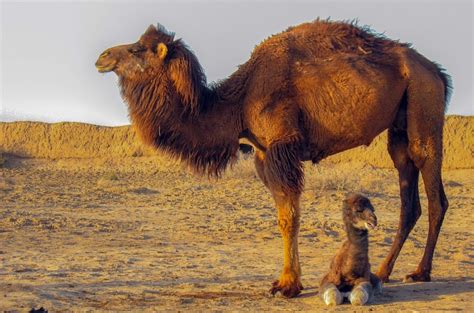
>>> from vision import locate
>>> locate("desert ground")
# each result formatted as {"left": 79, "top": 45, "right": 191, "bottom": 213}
{"left": 0, "top": 118, "right": 473, "bottom": 311}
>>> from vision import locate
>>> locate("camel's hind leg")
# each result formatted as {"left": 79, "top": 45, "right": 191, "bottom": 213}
{"left": 402, "top": 68, "right": 448, "bottom": 282}
{"left": 377, "top": 122, "right": 422, "bottom": 282}
{"left": 405, "top": 149, "right": 448, "bottom": 282}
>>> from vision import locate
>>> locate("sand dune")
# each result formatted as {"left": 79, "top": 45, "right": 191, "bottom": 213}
{"left": 1, "top": 115, "right": 473, "bottom": 168}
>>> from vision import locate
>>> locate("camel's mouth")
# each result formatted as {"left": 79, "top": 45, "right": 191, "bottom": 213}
{"left": 365, "top": 221, "right": 376, "bottom": 230}
{"left": 95, "top": 59, "right": 117, "bottom": 73}
{"left": 96, "top": 63, "right": 116, "bottom": 73}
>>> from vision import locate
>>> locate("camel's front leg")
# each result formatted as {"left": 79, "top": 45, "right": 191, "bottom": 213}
{"left": 270, "top": 190, "right": 303, "bottom": 297}
{"left": 320, "top": 274, "right": 343, "bottom": 306}
{"left": 256, "top": 139, "right": 304, "bottom": 298}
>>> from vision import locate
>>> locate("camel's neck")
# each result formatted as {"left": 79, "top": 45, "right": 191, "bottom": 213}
{"left": 343, "top": 223, "right": 370, "bottom": 278}
{"left": 120, "top": 74, "right": 244, "bottom": 176}
{"left": 345, "top": 223, "right": 369, "bottom": 250}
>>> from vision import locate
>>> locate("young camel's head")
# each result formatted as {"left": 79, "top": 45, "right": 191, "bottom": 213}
{"left": 343, "top": 194, "right": 377, "bottom": 231}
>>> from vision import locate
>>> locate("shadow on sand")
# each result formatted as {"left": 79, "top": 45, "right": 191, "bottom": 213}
{"left": 371, "top": 277, "right": 474, "bottom": 305}
{"left": 3, "top": 276, "right": 472, "bottom": 307}
{"left": 297, "top": 277, "right": 473, "bottom": 305}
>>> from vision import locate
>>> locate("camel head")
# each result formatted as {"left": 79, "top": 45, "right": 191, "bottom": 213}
{"left": 96, "top": 24, "right": 206, "bottom": 113}
{"left": 343, "top": 194, "right": 377, "bottom": 231}
{"left": 95, "top": 24, "right": 174, "bottom": 80}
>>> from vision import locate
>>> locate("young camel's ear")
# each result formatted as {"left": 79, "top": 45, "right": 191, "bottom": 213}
{"left": 168, "top": 45, "right": 205, "bottom": 114}
{"left": 156, "top": 43, "right": 168, "bottom": 60}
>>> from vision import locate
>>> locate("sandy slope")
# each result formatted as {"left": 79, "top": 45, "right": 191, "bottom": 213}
{"left": 1, "top": 115, "right": 473, "bottom": 168}
{"left": 0, "top": 155, "right": 473, "bottom": 311}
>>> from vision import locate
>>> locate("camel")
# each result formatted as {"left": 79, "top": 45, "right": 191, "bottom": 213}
{"left": 95, "top": 19, "right": 452, "bottom": 298}
{"left": 320, "top": 194, "right": 382, "bottom": 306}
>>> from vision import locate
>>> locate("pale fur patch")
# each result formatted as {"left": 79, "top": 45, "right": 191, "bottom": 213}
{"left": 349, "top": 285, "right": 370, "bottom": 305}
{"left": 323, "top": 287, "right": 343, "bottom": 306}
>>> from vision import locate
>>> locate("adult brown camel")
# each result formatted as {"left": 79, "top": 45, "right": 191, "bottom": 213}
{"left": 95, "top": 20, "right": 452, "bottom": 298}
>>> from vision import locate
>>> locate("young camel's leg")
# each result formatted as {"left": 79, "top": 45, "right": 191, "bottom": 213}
{"left": 349, "top": 280, "right": 373, "bottom": 306}
{"left": 377, "top": 127, "right": 422, "bottom": 282}
{"left": 255, "top": 141, "right": 304, "bottom": 298}
{"left": 319, "top": 274, "right": 343, "bottom": 306}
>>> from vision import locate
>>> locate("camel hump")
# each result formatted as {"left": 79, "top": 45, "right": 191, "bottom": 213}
{"left": 252, "top": 19, "right": 402, "bottom": 61}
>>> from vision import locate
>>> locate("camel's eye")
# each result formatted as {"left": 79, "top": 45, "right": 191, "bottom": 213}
{"left": 100, "top": 51, "right": 110, "bottom": 58}
{"left": 129, "top": 45, "right": 146, "bottom": 55}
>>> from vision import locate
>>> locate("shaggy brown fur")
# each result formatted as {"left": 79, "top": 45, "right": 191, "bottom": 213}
{"left": 320, "top": 194, "right": 381, "bottom": 305}
{"left": 96, "top": 19, "right": 452, "bottom": 297}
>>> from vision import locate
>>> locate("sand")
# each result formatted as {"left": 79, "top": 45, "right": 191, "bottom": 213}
{"left": 0, "top": 118, "right": 473, "bottom": 311}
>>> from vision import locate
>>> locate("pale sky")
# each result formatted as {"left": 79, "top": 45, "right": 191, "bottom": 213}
{"left": 1, "top": 0, "right": 472, "bottom": 126}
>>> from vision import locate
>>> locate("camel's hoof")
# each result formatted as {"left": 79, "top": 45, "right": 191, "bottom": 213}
{"left": 322, "top": 287, "right": 343, "bottom": 306}
{"left": 270, "top": 280, "right": 303, "bottom": 298}
{"left": 403, "top": 271, "right": 431, "bottom": 283}
{"left": 375, "top": 271, "right": 390, "bottom": 283}
{"left": 373, "top": 280, "right": 383, "bottom": 295}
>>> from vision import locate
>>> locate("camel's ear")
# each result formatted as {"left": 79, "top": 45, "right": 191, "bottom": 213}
{"left": 144, "top": 24, "right": 157, "bottom": 36}
{"left": 140, "top": 25, "right": 160, "bottom": 47}
{"left": 157, "top": 43, "right": 168, "bottom": 60}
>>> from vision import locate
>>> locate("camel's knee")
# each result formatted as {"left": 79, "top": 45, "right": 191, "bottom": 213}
{"left": 277, "top": 212, "right": 300, "bottom": 235}
{"left": 273, "top": 186, "right": 301, "bottom": 240}
{"left": 273, "top": 189, "right": 301, "bottom": 238}
{"left": 419, "top": 160, "right": 447, "bottom": 218}
{"left": 407, "top": 137, "right": 442, "bottom": 171}
{"left": 408, "top": 147, "right": 426, "bottom": 170}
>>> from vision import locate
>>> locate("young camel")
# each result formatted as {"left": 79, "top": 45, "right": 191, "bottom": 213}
{"left": 96, "top": 20, "right": 451, "bottom": 297}
{"left": 320, "top": 194, "right": 382, "bottom": 306}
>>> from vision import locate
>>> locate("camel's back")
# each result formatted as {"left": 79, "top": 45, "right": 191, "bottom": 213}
{"left": 241, "top": 20, "right": 406, "bottom": 108}
{"left": 251, "top": 20, "right": 404, "bottom": 62}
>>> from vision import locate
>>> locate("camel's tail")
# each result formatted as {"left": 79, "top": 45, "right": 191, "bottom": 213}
{"left": 435, "top": 64, "right": 453, "bottom": 110}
